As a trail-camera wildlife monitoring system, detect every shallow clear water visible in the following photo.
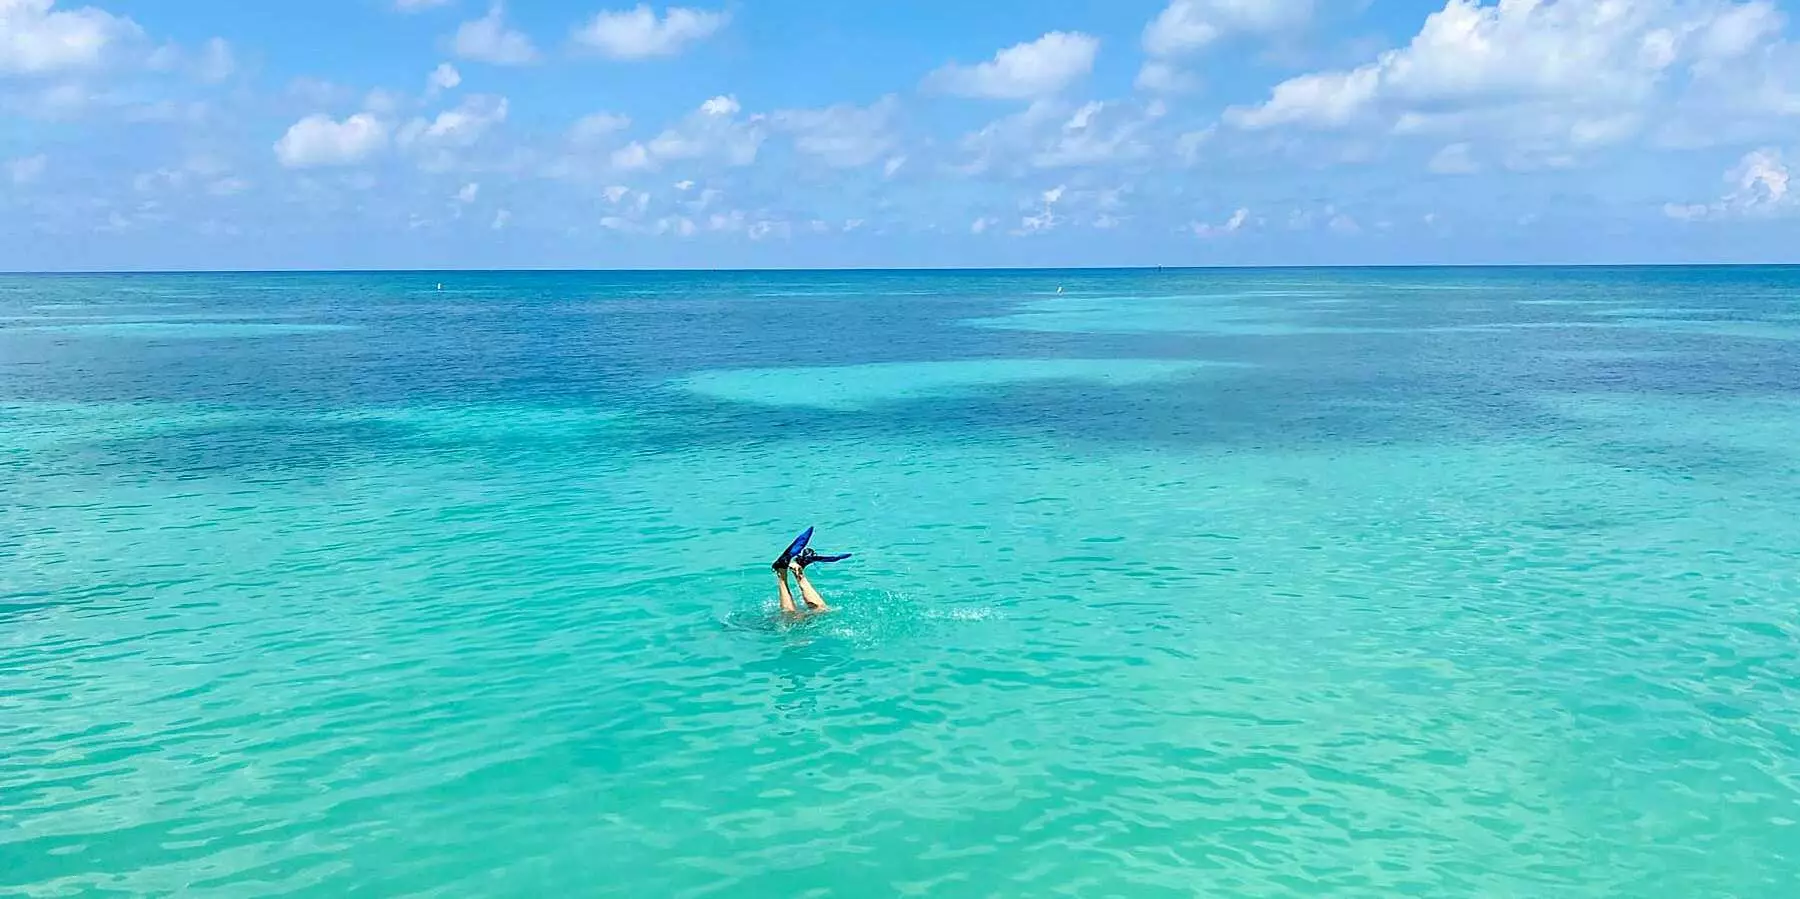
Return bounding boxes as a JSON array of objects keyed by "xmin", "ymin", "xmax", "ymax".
[{"xmin": 3, "ymin": 268, "xmax": 1799, "ymax": 898}]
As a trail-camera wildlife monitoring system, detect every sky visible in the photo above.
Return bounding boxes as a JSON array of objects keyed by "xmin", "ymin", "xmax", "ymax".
[{"xmin": 4, "ymin": 0, "xmax": 1800, "ymax": 270}]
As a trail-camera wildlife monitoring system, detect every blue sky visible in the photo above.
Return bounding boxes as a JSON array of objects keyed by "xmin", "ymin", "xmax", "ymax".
[{"xmin": 4, "ymin": 0, "xmax": 1800, "ymax": 270}]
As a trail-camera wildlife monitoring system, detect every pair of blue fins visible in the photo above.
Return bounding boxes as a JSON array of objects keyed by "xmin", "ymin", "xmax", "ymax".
[{"xmin": 771, "ymin": 527, "xmax": 852, "ymax": 572}]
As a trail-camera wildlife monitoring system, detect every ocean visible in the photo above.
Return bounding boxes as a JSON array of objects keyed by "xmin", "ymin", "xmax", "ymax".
[{"xmin": 3, "ymin": 268, "xmax": 1798, "ymax": 897}]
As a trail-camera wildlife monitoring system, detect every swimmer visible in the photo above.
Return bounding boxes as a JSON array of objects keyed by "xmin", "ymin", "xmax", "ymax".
[
  {"xmin": 774, "ymin": 558, "xmax": 830, "ymax": 614},
  {"xmin": 770, "ymin": 529, "xmax": 851, "ymax": 615}
]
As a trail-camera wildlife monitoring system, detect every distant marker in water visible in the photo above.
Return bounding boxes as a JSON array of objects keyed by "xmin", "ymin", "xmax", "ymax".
[
  {"xmin": 436, "ymin": 283, "xmax": 443, "ymax": 291},
  {"xmin": 1057, "ymin": 285, "xmax": 1064, "ymax": 294}
]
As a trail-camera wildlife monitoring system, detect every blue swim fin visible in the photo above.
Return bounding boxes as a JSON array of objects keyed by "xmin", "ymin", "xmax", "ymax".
[
  {"xmin": 794, "ymin": 548, "xmax": 851, "ymax": 569},
  {"xmin": 772, "ymin": 527, "xmax": 814, "ymax": 571}
]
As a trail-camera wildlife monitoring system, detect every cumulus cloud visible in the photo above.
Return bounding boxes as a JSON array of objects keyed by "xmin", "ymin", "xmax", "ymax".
[
  {"xmin": 609, "ymin": 95, "xmax": 763, "ymax": 171},
  {"xmin": 398, "ymin": 94, "xmax": 509, "ymax": 148},
  {"xmin": 924, "ymin": 31, "xmax": 1099, "ymax": 100},
  {"xmin": 0, "ymin": 0, "xmax": 144, "ymax": 75},
  {"xmin": 610, "ymin": 141, "xmax": 652, "ymax": 170},
  {"xmin": 959, "ymin": 99, "xmax": 1154, "ymax": 174},
  {"xmin": 1225, "ymin": 0, "xmax": 1793, "ymax": 154},
  {"xmin": 1137, "ymin": 0, "xmax": 1310, "ymax": 93},
  {"xmin": 1143, "ymin": 0, "xmax": 1311, "ymax": 55},
  {"xmin": 1665, "ymin": 146, "xmax": 1793, "ymax": 219},
  {"xmin": 454, "ymin": 4, "xmax": 539, "ymax": 65},
  {"xmin": 274, "ymin": 113, "xmax": 390, "ymax": 168},
  {"xmin": 773, "ymin": 96, "xmax": 899, "ymax": 168},
  {"xmin": 572, "ymin": 5, "xmax": 728, "ymax": 59},
  {"xmin": 456, "ymin": 182, "xmax": 480, "ymax": 203},
  {"xmin": 699, "ymin": 94, "xmax": 738, "ymax": 116},
  {"xmin": 8, "ymin": 153, "xmax": 47, "ymax": 184},
  {"xmin": 427, "ymin": 62, "xmax": 462, "ymax": 93}
]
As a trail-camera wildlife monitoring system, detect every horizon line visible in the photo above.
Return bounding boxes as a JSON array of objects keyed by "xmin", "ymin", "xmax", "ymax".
[{"xmin": 7, "ymin": 262, "xmax": 1800, "ymax": 276}]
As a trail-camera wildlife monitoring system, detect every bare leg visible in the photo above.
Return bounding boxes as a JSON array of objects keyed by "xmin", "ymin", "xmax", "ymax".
[
  {"xmin": 775, "ymin": 569, "xmax": 799, "ymax": 614},
  {"xmin": 791, "ymin": 564, "xmax": 831, "ymax": 612}
]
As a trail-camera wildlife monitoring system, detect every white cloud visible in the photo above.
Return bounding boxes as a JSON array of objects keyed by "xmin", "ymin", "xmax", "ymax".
[
  {"xmin": 399, "ymin": 94, "xmax": 509, "ymax": 148},
  {"xmin": 493, "ymin": 209, "xmax": 513, "ymax": 229},
  {"xmin": 1035, "ymin": 101, "xmax": 1152, "ymax": 167},
  {"xmin": 611, "ymin": 141, "xmax": 652, "ymax": 170},
  {"xmin": 1143, "ymin": 0, "xmax": 1312, "ymax": 56},
  {"xmin": 397, "ymin": 0, "xmax": 453, "ymax": 10},
  {"xmin": 275, "ymin": 113, "xmax": 390, "ymax": 168},
  {"xmin": 883, "ymin": 155, "xmax": 907, "ymax": 177},
  {"xmin": 608, "ymin": 95, "xmax": 763, "ymax": 171},
  {"xmin": 0, "ymin": 0, "xmax": 144, "ymax": 75},
  {"xmin": 959, "ymin": 99, "xmax": 1154, "ymax": 173},
  {"xmin": 1017, "ymin": 184, "xmax": 1066, "ymax": 234},
  {"xmin": 456, "ymin": 182, "xmax": 480, "ymax": 203},
  {"xmin": 572, "ymin": 5, "xmax": 728, "ymax": 60},
  {"xmin": 8, "ymin": 153, "xmax": 47, "ymax": 184},
  {"xmin": 1227, "ymin": 65, "xmax": 1378, "ymax": 129},
  {"xmin": 774, "ymin": 96, "xmax": 899, "ymax": 168},
  {"xmin": 1428, "ymin": 142, "xmax": 1479, "ymax": 174},
  {"xmin": 427, "ymin": 62, "xmax": 462, "ymax": 93},
  {"xmin": 1191, "ymin": 206, "xmax": 1250, "ymax": 237},
  {"xmin": 924, "ymin": 31, "xmax": 1099, "ymax": 100},
  {"xmin": 1665, "ymin": 146, "xmax": 1793, "ymax": 219},
  {"xmin": 971, "ymin": 216, "xmax": 999, "ymax": 234},
  {"xmin": 571, "ymin": 111, "xmax": 632, "ymax": 144},
  {"xmin": 453, "ymin": 4, "xmax": 538, "ymax": 65},
  {"xmin": 1225, "ymin": 0, "xmax": 1795, "ymax": 155},
  {"xmin": 674, "ymin": 178, "xmax": 694, "ymax": 190}
]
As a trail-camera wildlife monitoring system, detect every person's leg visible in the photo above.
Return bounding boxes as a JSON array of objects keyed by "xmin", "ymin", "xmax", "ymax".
[
  {"xmin": 775, "ymin": 569, "xmax": 799, "ymax": 614},
  {"xmin": 792, "ymin": 565, "xmax": 831, "ymax": 611}
]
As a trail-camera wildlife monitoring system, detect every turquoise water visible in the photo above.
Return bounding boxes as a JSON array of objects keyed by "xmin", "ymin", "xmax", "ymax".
[{"xmin": 3, "ymin": 268, "xmax": 1799, "ymax": 897}]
